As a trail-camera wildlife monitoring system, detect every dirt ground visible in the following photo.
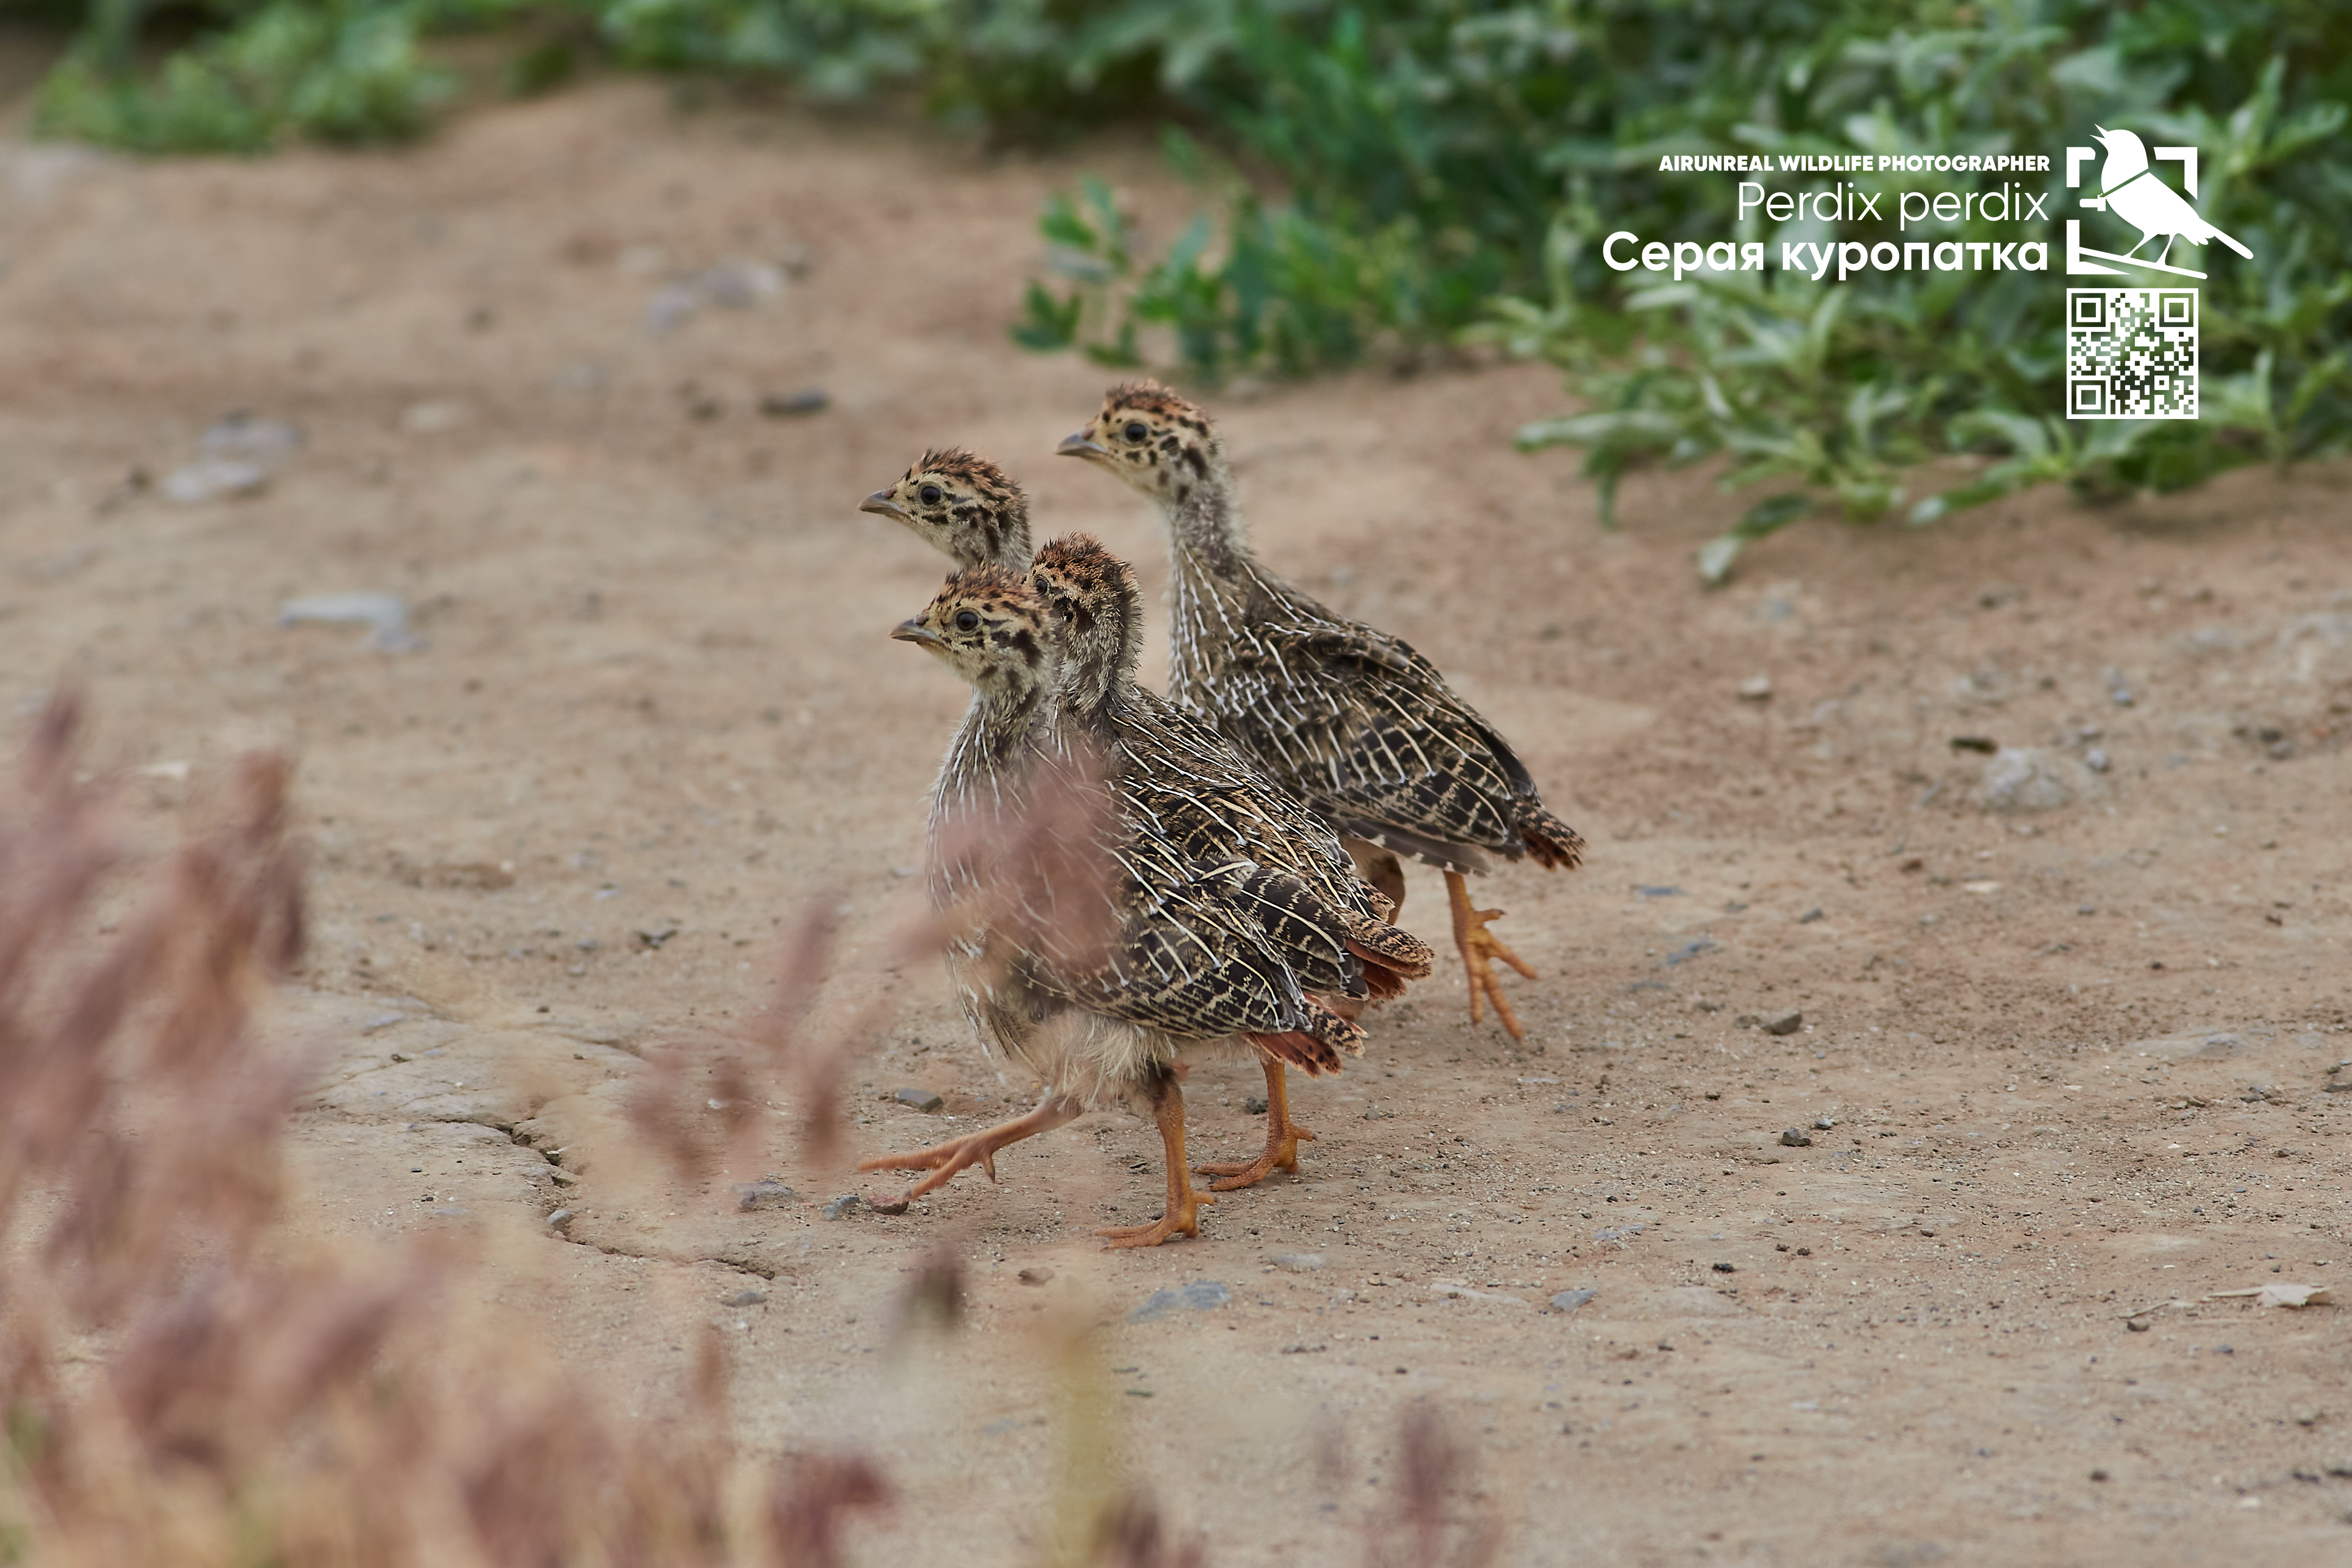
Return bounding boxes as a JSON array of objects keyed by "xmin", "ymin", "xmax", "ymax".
[{"xmin": 5, "ymin": 69, "xmax": 2352, "ymax": 1568}]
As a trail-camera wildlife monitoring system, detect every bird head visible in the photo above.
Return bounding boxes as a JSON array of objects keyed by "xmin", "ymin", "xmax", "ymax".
[
  {"xmin": 860, "ymin": 449, "xmax": 1031, "ymax": 571},
  {"xmin": 892, "ymin": 565, "xmax": 1054, "ymax": 701},
  {"xmin": 1029, "ymin": 533, "xmax": 1146, "ymax": 708},
  {"xmin": 1057, "ymin": 380, "xmax": 1224, "ymax": 506}
]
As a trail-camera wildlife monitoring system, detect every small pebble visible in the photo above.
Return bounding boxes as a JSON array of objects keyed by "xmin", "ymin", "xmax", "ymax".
[
  {"xmin": 1017, "ymin": 1267, "xmax": 1053, "ymax": 1285},
  {"xmin": 894, "ymin": 1087, "xmax": 945, "ymax": 1112},
  {"xmin": 1130, "ymin": 1280, "xmax": 1231, "ymax": 1322},
  {"xmin": 865, "ymin": 1193, "xmax": 910, "ymax": 1215},
  {"xmin": 723, "ymin": 1288, "xmax": 767, "ymax": 1308},
  {"xmin": 1548, "ymin": 1288, "xmax": 1596, "ymax": 1314},
  {"xmin": 201, "ymin": 411, "xmax": 304, "ymax": 465},
  {"xmin": 1812, "ymin": 1116, "xmax": 1834, "ymax": 1130},
  {"xmin": 546, "ymin": 1208, "xmax": 574, "ymax": 1230},
  {"xmin": 279, "ymin": 591, "xmax": 423, "ymax": 653},
  {"xmin": 1779, "ymin": 1129, "xmax": 1813, "ymax": 1148},
  {"xmin": 823, "ymin": 1194, "xmax": 863, "ymax": 1221},
  {"xmin": 1737, "ymin": 675, "xmax": 1773, "ymax": 701},
  {"xmin": 1760, "ymin": 1009, "xmax": 1803, "ymax": 1036},
  {"xmin": 400, "ymin": 400, "xmax": 469, "ymax": 434},
  {"xmin": 644, "ymin": 259, "xmax": 786, "ymax": 333},
  {"xmin": 162, "ymin": 456, "xmax": 269, "ymax": 503},
  {"xmin": 1272, "ymin": 1252, "xmax": 1326, "ymax": 1273},
  {"xmin": 1243, "ymin": 1095, "xmax": 1270, "ymax": 1115},
  {"xmin": 1797, "ymin": 908, "xmax": 1824, "ymax": 923},
  {"xmin": 2126, "ymin": 1318, "xmax": 2151, "ymax": 1332},
  {"xmin": 1711, "ymin": 1262, "xmax": 1736, "ymax": 1274},
  {"xmin": 734, "ymin": 1176, "xmax": 798, "ymax": 1211},
  {"xmin": 759, "ymin": 388, "xmax": 829, "ymax": 417}
]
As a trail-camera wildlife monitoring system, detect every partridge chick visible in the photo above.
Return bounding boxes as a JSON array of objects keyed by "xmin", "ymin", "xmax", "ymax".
[
  {"xmin": 861, "ymin": 449, "xmax": 1432, "ymax": 1187},
  {"xmin": 1060, "ymin": 383, "xmax": 1585, "ymax": 1040},
  {"xmin": 1029, "ymin": 533, "xmax": 1431, "ymax": 1190},
  {"xmin": 869, "ymin": 566, "xmax": 1376, "ymax": 1245}
]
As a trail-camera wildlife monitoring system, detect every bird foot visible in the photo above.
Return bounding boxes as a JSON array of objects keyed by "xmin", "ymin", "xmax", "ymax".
[
  {"xmin": 855, "ymin": 1133, "xmax": 999, "ymax": 1199},
  {"xmin": 1196, "ymin": 1119, "xmax": 1315, "ymax": 1192},
  {"xmin": 855, "ymin": 1099, "xmax": 1077, "ymax": 1200},
  {"xmin": 1447, "ymin": 873, "xmax": 1536, "ymax": 1043},
  {"xmin": 1095, "ymin": 1187, "xmax": 1214, "ymax": 1248}
]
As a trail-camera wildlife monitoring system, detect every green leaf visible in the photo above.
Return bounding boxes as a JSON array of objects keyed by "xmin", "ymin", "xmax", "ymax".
[
  {"xmin": 1735, "ymin": 492, "xmax": 1811, "ymax": 535},
  {"xmin": 1696, "ymin": 534, "xmax": 1745, "ymax": 587}
]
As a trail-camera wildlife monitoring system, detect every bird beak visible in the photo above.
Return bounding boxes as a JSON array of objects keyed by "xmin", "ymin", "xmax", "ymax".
[
  {"xmin": 891, "ymin": 619, "xmax": 943, "ymax": 647},
  {"xmin": 1057, "ymin": 430, "xmax": 1110, "ymax": 462},
  {"xmin": 860, "ymin": 489, "xmax": 912, "ymax": 522}
]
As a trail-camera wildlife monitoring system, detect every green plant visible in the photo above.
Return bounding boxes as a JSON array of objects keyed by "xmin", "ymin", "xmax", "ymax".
[
  {"xmin": 1012, "ymin": 154, "xmax": 1440, "ymax": 381},
  {"xmin": 35, "ymin": 0, "xmax": 464, "ymax": 149},
  {"xmin": 22, "ymin": 0, "xmax": 2351, "ymax": 566},
  {"xmin": 1009, "ymin": 0, "xmax": 2352, "ymax": 579}
]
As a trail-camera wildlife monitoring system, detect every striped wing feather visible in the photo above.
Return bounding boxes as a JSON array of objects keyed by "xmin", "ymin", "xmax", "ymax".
[
  {"xmin": 1177, "ymin": 570, "xmax": 1546, "ymax": 874},
  {"xmin": 943, "ymin": 729, "xmax": 1366, "ymax": 1060}
]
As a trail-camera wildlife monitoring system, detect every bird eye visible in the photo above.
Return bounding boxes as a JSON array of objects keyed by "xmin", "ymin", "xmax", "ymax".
[
  {"xmin": 954, "ymin": 610, "xmax": 979, "ymax": 632},
  {"xmin": 919, "ymin": 483, "xmax": 944, "ymax": 506},
  {"xmin": 1122, "ymin": 421, "xmax": 1148, "ymax": 444}
]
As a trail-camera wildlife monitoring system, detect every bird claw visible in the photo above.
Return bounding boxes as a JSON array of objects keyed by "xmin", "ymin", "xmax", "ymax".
[
  {"xmin": 1095, "ymin": 1187, "xmax": 1214, "ymax": 1249},
  {"xmin": 857, "ymin": 1137, "xmax": 987, "ymax": 1199},
  {"xmin": 853, "ymin": 1100, "xmax": 1079, "ymax": 1200},
  {"xmin": 1448, "ymin": 881, "xmax": 1536, "ymax": 1043},
  {"xmin": 1195, "ymin": 1121, "xmax": 1314, "ymax": 1191}
]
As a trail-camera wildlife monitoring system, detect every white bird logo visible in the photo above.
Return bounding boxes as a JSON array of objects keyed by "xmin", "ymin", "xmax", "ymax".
[{"xmin": 2092, "ymin": 126, "xmax": 2251, "ymax": 268}]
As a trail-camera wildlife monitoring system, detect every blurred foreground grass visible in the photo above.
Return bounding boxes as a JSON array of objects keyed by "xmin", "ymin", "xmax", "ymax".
[
  {"xmin": 0, "ymin": 693, "xmax": 1498, "ymax": 1564},
  {"xmin": 0, "ymin": 696, "xmax": 899, "ymax": 1565}
]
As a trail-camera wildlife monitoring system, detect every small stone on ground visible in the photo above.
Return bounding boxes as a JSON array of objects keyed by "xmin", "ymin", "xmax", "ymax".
[{"xmin": 1130, "ymin": 1280, "xmax": 1232, "ymax": 1322}]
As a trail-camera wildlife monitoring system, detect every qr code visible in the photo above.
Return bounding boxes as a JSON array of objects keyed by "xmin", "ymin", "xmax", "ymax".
[{"xmin": 2066, "ymin": 289, "xmax": 2197, "ymax": 419}]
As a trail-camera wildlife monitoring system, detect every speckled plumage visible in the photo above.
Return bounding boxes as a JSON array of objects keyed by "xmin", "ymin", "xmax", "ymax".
[
  {"xmin": 881, "ymin": 561, "xmax": 1393, "ymax": 1239},
  {"xmin": 1064, "ymin": 382, "xmax": 1586, "ymax": 879},
  {"xmin": 860, "ymin": 447, "xmax": 1034, "ymax": 571},
  {"xmin": 899, "ymin": 566, "xmax": 1372, "ymax": 1103},
  {"xmin": 1030, "ymin": 534, "xmax": 1434, "ymax": 1014},
  {"xmin": 862, "ymin": 449, "xmax": 1429, "ymax": 1006}
]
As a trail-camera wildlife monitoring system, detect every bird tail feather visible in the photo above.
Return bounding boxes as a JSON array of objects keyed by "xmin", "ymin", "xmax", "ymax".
[
  {"xmin": 1245, "ymin": 999, "xmax": 1366, "ymax": 1076},
  {"xmin": 1517, "ymin": 805, "xmax": 1587, "ymax": 872}
]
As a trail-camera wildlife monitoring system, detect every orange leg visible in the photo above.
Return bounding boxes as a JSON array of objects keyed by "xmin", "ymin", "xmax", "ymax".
[
  {"xmin": 1195, "ymin": 1056, "xmax": 1314, "ymax": 1191},
  {"xmin": 1095, "ymin": 1069, "xmax": 1213, "ymax": 1248},
  {"xmin": 858, "ymin": 1097, "xmax": 1080, "ymax": 1201},
  {"xmin": 1446, "ymin": 870, "xmax": 1537, "ymax": 1042}
]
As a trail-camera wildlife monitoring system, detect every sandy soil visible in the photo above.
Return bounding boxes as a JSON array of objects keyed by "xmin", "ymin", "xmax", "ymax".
[{"xmin": 5, "ymin": 75, "xmax": 2352, "ymax": 1567}]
